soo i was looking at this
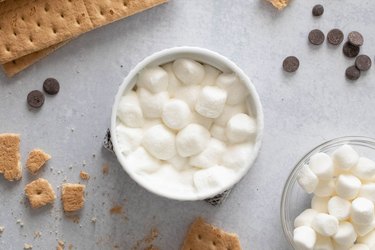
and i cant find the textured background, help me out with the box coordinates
[0,0,375,249]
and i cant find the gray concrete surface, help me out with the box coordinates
[0,0,375,249]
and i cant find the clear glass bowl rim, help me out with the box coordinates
[280,136,375,248]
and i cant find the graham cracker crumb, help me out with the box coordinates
[268,0,289,10]
[0,133,22,181]
[132,228,159,250]
[102,163,109,175]
[61,183,85,212]
[25,178,56,208]
[34,231,42,238]
[110,205,123,215]
[26,149,51,174]
[79,171,90,180]
[24,243,32,249]
[91,217,97,223]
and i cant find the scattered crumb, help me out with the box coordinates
[71,128,74,132]
[58,240,64,246]
[92,154,96,158]
[34,231,42,238]
[65,215,80,224]
[82,160,86,166]
[91,217,97,223]
[110,205,123,215]
[79,171,90,180]
[0,226,4,233]
[24,243,32,249]
[102,164,109,175]
[131,228,159,250]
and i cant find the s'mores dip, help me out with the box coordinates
[113,56,262,199]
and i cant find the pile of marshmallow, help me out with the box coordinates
[115,58,257,196]
[295,145,375,250]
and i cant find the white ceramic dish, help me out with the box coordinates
[111,46,264,200]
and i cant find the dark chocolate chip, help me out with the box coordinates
[27,90,45,108]
[312,4,324,16]
[348,31,364,47]
[282,56,300,72]
[308,29,325,45]
[355,55,372,71]
[327,29,344,45]
[345,65,361,80]
[43,78,60,95]
[343,42,360,58]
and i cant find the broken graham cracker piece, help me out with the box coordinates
[2,41,70,77]
[61,183,85,212]
[181,218,242,250]
[83,0,168,28]
[0,133,22,181]
[267,0,289,10]
[79,170,90,180]
[0,0,93,64]
[25,178,56,208]
[26,149,51,175]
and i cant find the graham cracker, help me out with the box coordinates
[268,0,289,10]
[61,183,85,212]
[2,41,69,77]
[0,0,93,64]
[25,178,56,208]
[26,148,51,175]
[79,170,90,180]
[181,218,242,250]
[0,133,22,181]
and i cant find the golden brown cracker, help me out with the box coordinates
[26,148,51,175]
[0,0,93,64]
[25,178,56,208]
[61,183,85,212]
[2,41,69,77]
[83,0,168,28]
[181,218,242,250]
[268,0,289,10]
[0,133,22,181]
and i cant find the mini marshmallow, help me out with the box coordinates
[222,143,253,170]
[190,138,226,169]
[124,147,160,173]
[162,99,191,130]
[195,86,227,119]
[357,230,375,249]
[226,113,256,144]
[162,63,183,96]
[314,179,335,197]
[332,221,357,246]
[297,165,319,194]
[173,59,205,85]
[359,183,375,203]
[201,64,221,86]
[210,124,227,142]
[336,174,361,200]
[215,103,247,127]
[293,226,316,250]
[167,155,189,171]
[350,244,370,250]
[191,112,213,130]
[174,85,201,110]
[294,209,318,228]
[352,157,375,181]
[311,213,339,236]
[117,91,144,128]
[138,88,169,118]
[351,197,374,225]
[216,73,249,105]
[311,196,329,213]
[116,124,143,156]
[142,125,176,160]
[193,166,235,192]
[309,153,334,180]
[353,220,375,237]
[137,66,168,93]
[328,196,351,221]
[314,235,333,250]
[333,145,359,171]
[176,124,210,157]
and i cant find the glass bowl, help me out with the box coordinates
[280,136,375,248]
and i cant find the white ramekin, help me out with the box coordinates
[111,46,264,201]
